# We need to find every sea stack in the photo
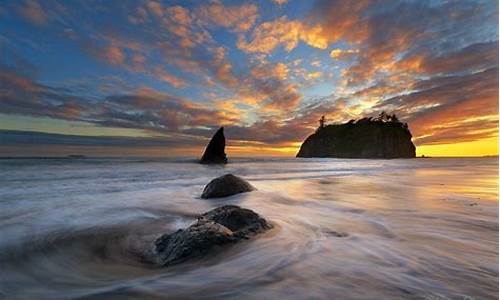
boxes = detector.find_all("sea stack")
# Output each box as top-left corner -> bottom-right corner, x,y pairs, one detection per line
296,114 -> 416,159
200,127 -> 227,164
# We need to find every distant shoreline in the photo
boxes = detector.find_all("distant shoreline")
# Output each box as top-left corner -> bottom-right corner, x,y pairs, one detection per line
0,155 -> 497,160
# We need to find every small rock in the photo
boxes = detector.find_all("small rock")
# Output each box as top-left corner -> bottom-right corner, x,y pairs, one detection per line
325,230 -> 349,238
201,174 -> 255,199
153,205 -> 271,266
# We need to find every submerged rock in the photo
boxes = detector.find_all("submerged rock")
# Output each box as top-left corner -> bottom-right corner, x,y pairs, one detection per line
201,174 -> 255,199
296,116 -> 416,159
154,205 -> 271,266
200,127 -> 227,164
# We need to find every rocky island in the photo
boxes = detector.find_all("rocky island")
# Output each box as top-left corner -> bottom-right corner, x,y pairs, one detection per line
296,113 -> 416,159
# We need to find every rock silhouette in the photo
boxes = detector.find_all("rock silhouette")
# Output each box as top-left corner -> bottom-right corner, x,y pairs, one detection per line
297,116 -> 416,159
153,205 -> 271,266
200,127 -> 227,164
201,174 -> 255,199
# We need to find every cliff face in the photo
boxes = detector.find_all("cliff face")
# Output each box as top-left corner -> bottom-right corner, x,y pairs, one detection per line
296,120 -> 416,159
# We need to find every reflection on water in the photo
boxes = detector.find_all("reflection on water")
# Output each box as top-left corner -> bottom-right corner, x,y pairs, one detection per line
0,157 -> 497,299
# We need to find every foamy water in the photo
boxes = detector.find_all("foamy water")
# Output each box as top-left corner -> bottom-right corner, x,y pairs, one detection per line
0,157 -> 497,299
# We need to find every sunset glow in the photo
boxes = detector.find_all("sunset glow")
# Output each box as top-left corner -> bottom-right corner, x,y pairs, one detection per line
0,0 -> 498,157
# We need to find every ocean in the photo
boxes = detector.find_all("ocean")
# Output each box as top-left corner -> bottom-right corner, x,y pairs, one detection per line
0,157 -> 498,299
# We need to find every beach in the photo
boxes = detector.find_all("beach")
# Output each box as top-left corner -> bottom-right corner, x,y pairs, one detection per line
0,157 -> 498,299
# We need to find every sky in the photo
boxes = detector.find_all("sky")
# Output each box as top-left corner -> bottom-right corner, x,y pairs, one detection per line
0,0 -> 498,157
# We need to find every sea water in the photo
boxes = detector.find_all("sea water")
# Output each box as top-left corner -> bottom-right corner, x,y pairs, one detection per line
0,157 -> 498,299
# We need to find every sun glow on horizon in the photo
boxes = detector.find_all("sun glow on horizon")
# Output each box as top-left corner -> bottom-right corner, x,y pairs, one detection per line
416,136 -> 499,157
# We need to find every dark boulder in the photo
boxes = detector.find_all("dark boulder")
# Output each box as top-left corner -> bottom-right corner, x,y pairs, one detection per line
201,174 -> 255,199
296,118 -> 416,159
153,205 -> 271,266
200,127 -> 227,164
201,205 -> 269,238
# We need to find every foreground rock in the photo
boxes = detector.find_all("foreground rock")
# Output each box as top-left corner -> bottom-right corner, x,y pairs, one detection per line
153,205 -> 271,266
297,114 -> 416,159
200,127 -> 227,164
201,174 -> 255,199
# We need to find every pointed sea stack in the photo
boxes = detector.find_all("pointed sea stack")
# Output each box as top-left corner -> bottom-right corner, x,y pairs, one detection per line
200,127 -> 228,164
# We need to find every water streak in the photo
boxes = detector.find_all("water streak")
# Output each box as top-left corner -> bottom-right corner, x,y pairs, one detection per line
0,157 -> 497,299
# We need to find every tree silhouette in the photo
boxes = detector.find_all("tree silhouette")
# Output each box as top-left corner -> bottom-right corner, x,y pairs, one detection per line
319,115 -> 326,128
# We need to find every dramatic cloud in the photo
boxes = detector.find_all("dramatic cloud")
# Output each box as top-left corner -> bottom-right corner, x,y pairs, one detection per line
375,68 -> 498,145
406,41 -> 498,75
0,65 -> 86,120
0,65 -> 235,136
0,1 -> 498,155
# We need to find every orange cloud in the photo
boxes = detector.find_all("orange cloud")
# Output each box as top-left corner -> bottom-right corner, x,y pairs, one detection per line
17,0 -> 47,25
288,67 -> 326,86
196,2 -> 258,32
237,16 -> 327,53
309,0 -> 371,45
274,63 -> 289,80
306,71 -> 323,80
251,62 -> 288,81
213,99 -> 245,117
310,59 -> 321,67
103,46 -> 126,65
154,67 -> 187,88
82,31 -> 196,89
0,67 -> 37,93
330,48 -> 359,60
255,80 -> 302,112
291,59 -> 302,66
352,81 -> 404,100
209,47 -> 238,87
144,2 -> 210,49
146,1 -> 163,17
155,42 -> 238,91
271,0 -> 288,5
166,5 -> 191,25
